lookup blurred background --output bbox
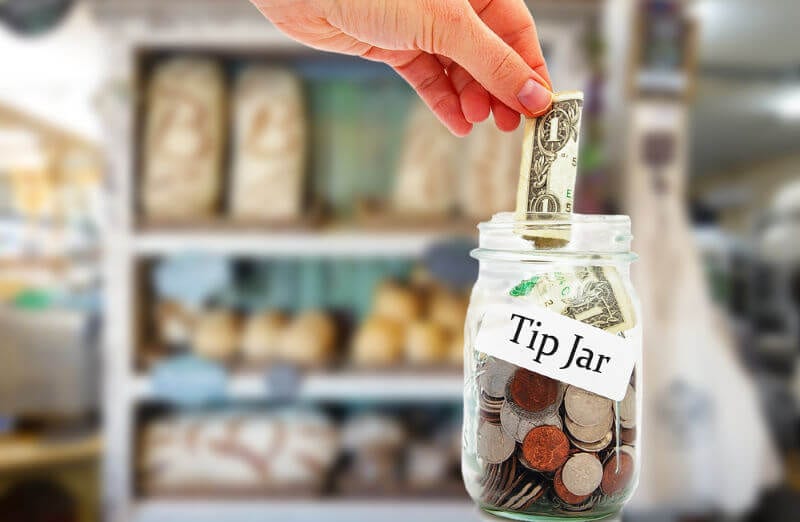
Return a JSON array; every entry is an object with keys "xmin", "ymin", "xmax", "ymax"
[{"xmin": 0, "ymin": 0, "xmax": 798, "ymax": 521}]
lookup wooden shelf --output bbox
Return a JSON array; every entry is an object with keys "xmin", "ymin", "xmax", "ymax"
[{"xmin": 0, "ymin": 434, "xmax": 102, "ymax": 473}]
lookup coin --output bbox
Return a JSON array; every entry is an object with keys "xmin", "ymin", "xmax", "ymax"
[
  {"xmin": 477, "ymin": 421, "xmax": 516, "ymax": 464},
  {"xmin": 478, "ymin": 357, "xmax": 516, "ymax": 398},
  {"xmin": 520, "ymin": 425, "xmax": 570, "ymax": 473},
  {"xmin": 620, "ymin": 427, "xmax": 637, "ymax": 445},
  {"xmin": 500, "ymin": 398, "xmax": 563, "ymax": 443},
  {"xmin": 480, "ymin": 392, "xmax": 504, "ymax": 424},
  {"xmin": 509, "ymin": 368, "xmax": 560, "ymax": 413},
  {"xmin": 617, "ymin": 384, "xmax": 636, "ymax": 428},
  {"xmin": 561, "ymin": 453, "xmax": 603, "ymax": 496},
  {"xmin": 564, "ymin": 386, "xmax": 612, "ymax": 427},
  {"xmin": 553, "ymin": 465, "xmax": 591, "ymax": 505},
  {"xmin": 480, "ymin": 456, "xmax": 545, "ymax": 510},
  {"xmin": 600, "ymin": 449, "xmax": 635, "ymax": 495},
  {"xmin": 565, "ymin": 410, "xmax": 614, "ymax": 443},
  {"xmin": 568, "ymin": 430, "xmax": 613, "ymax": 453}
]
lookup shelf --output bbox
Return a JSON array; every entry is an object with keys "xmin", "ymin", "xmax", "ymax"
[
  {"xmin": 0, "ymin": 434, "xmax": 102, "ymax": 473},
  {"xmin": 133, "ymin": 499, "xmax": 477, "ymax": 522},
  {"xmin": 131, "ymin": 372, "xmax": 464, "ymax": 402},
  {"xmin": 131, "ymin": 230, "xmax": 470, "ymax": 258}
]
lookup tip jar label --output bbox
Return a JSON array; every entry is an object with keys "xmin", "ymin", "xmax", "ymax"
[{"xmin": 474, "ymin": 304, "xmax": 635, "ymax": 401}]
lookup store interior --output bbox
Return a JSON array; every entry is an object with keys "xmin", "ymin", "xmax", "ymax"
[{"xmin": 0, "ymin": 0, "xmax": 799, "ymax": 521}]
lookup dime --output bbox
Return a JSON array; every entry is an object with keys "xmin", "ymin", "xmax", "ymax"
[
  {"xmin": 600, "ymin": 450, "xmax": 635, "ymax": 496},
  {"xmin": 481, "ymin": 457, "xmax": 545, "ymax": 510},
  {"xmin": 569, "ymin": 430, "xmax": 613, "ymax": 453},
  {"xmin": 564, "ymin": 386, "xmax": 612, "ymax": 427},
  {"xmin": 561, "ymin": 453, "xmax": 603, "ymax": 496},
  {"xmin": 565, "ymin": 410, "xmax": 614, "ymax": 443},
  {"xmin": 553, "ymin": 465, "xmax": 591, "ymax": 505},
  {"xmin": 480, "ymin": 392, "xmax": 504, "ymax": 424},
  {"xmin": 501, "ymin": 398, "xmax": 563, "ymax": 443},
  {"xmin": 520, "ymin": 425, "xmax": 570, "ymax": 473},
  {"xmin": 509, "ymin": 368, "xmax": 560, "ymax": 413},
  {"xmin": 478, "ymin": 357, "xmax": 517, "ymax": 398},
  {"xmin": 477, "ymin": 421, "xmax": 516, "ymax": 464}
]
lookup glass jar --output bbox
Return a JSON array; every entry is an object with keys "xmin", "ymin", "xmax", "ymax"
[{"xmin": 462, "ymin": 213, "xmax": 642, "ymax": 521}]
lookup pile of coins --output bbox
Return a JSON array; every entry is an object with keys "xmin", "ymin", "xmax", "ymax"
[{"xmin": 476, "ymin": 357, "xmax": 637, "ymax": 513}]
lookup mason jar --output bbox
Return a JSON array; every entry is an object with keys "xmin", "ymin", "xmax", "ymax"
[{"xmin": 462, "ymin": 213, "xmax": 642, "ymax": 521}]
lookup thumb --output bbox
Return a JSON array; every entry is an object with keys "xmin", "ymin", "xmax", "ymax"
[{"xmin": 436, "ymin": 8, "xmax": 552, "ymax": 117}]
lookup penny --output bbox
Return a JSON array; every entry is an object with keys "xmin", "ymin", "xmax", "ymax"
[
  {"xmin": 620, "ymin": 427, "xmax": 637, "ymax": 445},
  {"xmin": 478, "ymin": 357, "xmax": 516, "ymax": 398},
  {"xmin": 500, "ymin": 398, "xmax": 562, "ymax": 443},
  {"xmin": 565, "ymin": 410, "xmax": 614, "ymax": 443},
  {"xmin": 561, "ymin": 453, "xmax": 603, "ymax": 496},
  {"xmin": 477, "ymin": 420, "xmax": 516, "ymax": 464},
  {"xmin": 564, "ymin": 386, "xmax": 612, "ymax": 427},
  {"xmin": 569, "ymin": 430, "xmax": 613, "ymax": 453},
  {"xmin": 509, "ymin": 368, "xmax": 560, "ymax": 413},
  {"xmin": 520, "ymin": 425, "xmax": 570, "ymax": 473},
  {"xmin": 553, "ymin": 466, "xmax": 591, "ymax": 505},
  {"xmin": 600, "ymin": 450, "xmax": 635, "ymax": 495}
]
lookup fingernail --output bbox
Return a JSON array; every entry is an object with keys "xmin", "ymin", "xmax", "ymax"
[{"xmin": 517, "ymin": 79, "xmax": 552, "ymax": 116}]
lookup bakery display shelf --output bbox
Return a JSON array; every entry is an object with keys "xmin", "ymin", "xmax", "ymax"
[
  {"xmin": 130, "ymin": 371, "xmax": 463, "ymax": 402},
  {"xmin": 131, "ymin": 229, "xmax": 468, "ymax": 258},
  {"xmin": 133, "ymin": 499, "xmax": 477, "ymax": 522}
]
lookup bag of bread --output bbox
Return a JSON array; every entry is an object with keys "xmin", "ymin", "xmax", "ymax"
[
  {"xmin": 229, "ymin": 67, "xmax": 307, "ymax": 221},
  {"xmin": 142, "ymin": 58, "xmax": 225, "ymax": 219}
]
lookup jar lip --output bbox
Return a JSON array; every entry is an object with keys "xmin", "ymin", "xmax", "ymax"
[
  {"xmin": 477, "ymin": 212, "xmax": 631, "ymax": 230},
  {"xmin": 474, "ymin": 212, "xmax": 635, "ymax": 259}
]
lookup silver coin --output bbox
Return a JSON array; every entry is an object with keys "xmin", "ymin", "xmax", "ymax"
[
  {"xmin": 478, "ymin": 357, "xmax": 517, "ymax": 398},
  {"xmin": 500, "ymin": 398, "xmax": 562, "ymax": 443},
  {"xmin": 616, "ymin": 384, "xmax": 636, "ymax": 428},
  {"xmin": 477, "ymin": 420, "xmax": 515, "ymax": 464},
  {"xmin": 564, "ymin": 386, "xmax": 612, "ymax": 427},
  {"xmin": 561, "ymin": 453, "xmax": 603, "ymax": 496},
  {"xmin": 569, "ymin": 430, "xmax": 613, "ymax": 453},
  {"xmin": 565, "ymin": 410, "xmax": 614, "ymax": 443}
]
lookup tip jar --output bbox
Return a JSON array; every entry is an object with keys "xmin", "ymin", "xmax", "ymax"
[{"xmin": 462, "ymin": 213, "xmax": 642, "ymax": 521}]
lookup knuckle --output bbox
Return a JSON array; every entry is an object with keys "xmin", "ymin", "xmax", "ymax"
[{"xmin": 489, "ymin": 49, "xmax": 517, "ymax": 82}]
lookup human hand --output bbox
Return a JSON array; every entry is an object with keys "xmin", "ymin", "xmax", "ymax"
[{"xmin": 250, "ymin": 0, "xmax": 553, "ymax": 136}]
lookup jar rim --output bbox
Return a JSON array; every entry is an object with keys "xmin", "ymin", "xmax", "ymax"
[{"xmin": 472, "ymin": 212, "xmax": 636, "ymax": 260}]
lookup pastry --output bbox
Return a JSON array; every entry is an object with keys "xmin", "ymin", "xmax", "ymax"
[
  {"xmin": 240, "ymin": 311, "xmax": 288, "ymax": 364},
  {"xmin": 404, "ymin": 320, "xmax": 449, "ymax": 365},
  {"xmin": 142, "ymin": 58, "xmax": 225, "ymax": 219},
  {"xmin": 351, "ymin": 315, "xmax": 404, "ymax": 368},
  {"xmin": 279, "ymin": 311, "xmax": 337, "ymax": 366},
  {"xmin": 192, "ymin": 310, "xmax": 239, "ymax": 362},
  {"xmin": 373, "ymin": 281, "xmax": 421, "ymax": 325},
  {"xmin": 428, "ymin": 289, "xmax": 468, "ymax": 334},
  {"xmin": 229, "ymin": 67, "xmax": 306, "ymax": 220}
]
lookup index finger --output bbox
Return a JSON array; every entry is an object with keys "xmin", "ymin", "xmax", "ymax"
[{"xmin": 469, "ymin": 0, "xmax": 552, "ymax": 89}]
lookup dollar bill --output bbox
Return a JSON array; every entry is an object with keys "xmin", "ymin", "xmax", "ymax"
[
  {"xmin": 515, "ymin": 91, "xmax": 584, "ymax": 246},
  {"xmin": 510, "ymin": 266, "xmax": 636, "ymax": 334}
]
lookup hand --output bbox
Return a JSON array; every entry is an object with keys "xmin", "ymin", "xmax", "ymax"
[{"xmin": 250, "ymin": 0, "xmax": 553, "ymax": 136}]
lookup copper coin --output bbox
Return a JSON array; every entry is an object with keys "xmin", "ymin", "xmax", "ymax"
[
  {"xmin": 509, "ymin": 368, "xmax": 559, "ymax": 413},
  {"xmin": 520, "ymin": 425, "xmax": 570, "ymax": 473},
  {"xmin": 554, "ymin": 466, "xmax": 591, "ymax": 505},
  {"xmin": 600, "ymin": 451, "xmax": 635, "ymax": 495}
]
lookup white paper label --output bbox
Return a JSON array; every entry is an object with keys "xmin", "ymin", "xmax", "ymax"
[{"xmin": 474, "ymin": 304, "xmax": 635, "ymax": 401}]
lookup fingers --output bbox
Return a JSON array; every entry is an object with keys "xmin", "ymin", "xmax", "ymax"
[
  {"xmin": 446, "ymin": 63, "xmax": 491, "ymax": 123},
  {"xmin": 391, "ymin": 52, "xmax": 473, "ymax": 137},
  {"xmin": 491, "ymin": 97, "xmax": 521, "ymax": 132},
  {"xmin": 468, "ymin": 0, "xmax": 552, "ymax": 88},
  {"xmin": 433, "ymin": 2, "xmax": 552, "ymax": 118}
]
